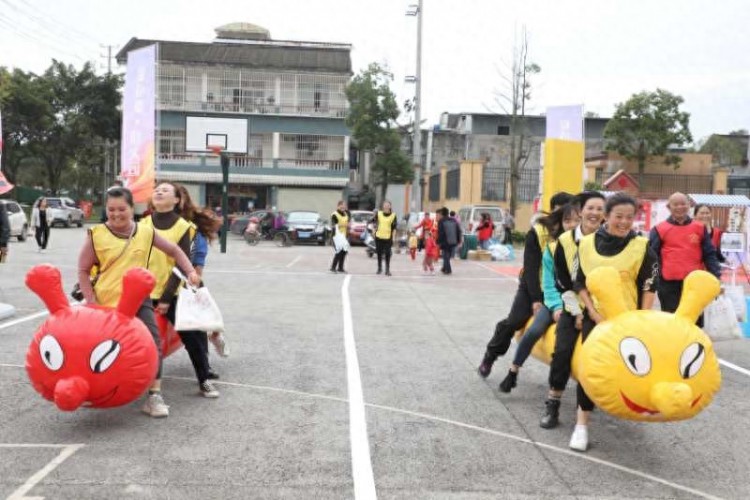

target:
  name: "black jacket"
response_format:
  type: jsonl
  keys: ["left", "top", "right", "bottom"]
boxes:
{"left": 0, "top": 205, "right": 10, "bottom": 247}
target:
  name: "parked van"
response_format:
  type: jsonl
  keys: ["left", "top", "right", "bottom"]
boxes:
{"left": 457, "top": 205, "right": 507, "bottom": 242}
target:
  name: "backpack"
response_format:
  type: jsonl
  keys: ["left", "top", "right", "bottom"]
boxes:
{"left": 444, "top": 219, "right": 459, "bottom": 246}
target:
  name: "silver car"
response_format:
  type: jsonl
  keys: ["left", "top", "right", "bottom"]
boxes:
{"left": 44, "top": 197, "right": 84, "bottom": 228}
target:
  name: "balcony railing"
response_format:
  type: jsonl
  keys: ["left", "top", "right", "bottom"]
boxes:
{"left": 158, "top": 153, "right": 346, "bottom": 172}
{"left": 157, "top": 99, "right": 348, "bottom": 119}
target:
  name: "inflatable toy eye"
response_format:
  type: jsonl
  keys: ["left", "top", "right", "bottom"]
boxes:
{"left": 619, "top": 337, "right": 651, "bottom": 376}
{"left": 89, "top": 340, "right": 121, "bottom": 373}
{"left": 679, "top": 343, "right": 705, "bottom": 379}
{"left": 39, "top": 335, "right": 64, "bottom": 371}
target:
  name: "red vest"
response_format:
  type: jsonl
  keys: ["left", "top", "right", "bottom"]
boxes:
{"left": 655, "top": 220, "right": 705, "bottom": 280}
{"left": 477, "top": 222, "right": 494, "bottom": 241}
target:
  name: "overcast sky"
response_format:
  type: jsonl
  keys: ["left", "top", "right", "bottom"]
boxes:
{"left": 1, "top": 0, "right": 748, "bottom": 141}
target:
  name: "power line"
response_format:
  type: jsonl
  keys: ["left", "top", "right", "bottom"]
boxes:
{"left": 1, "top": 0, "right": 98, "bottom": 48}
{"left": 99, "top": 44, "right": 118, "bottom": 74}
{"left": 0, "top": 14, "right": 87, "bottom": 63}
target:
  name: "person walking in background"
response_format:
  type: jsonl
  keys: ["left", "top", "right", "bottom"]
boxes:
{"left": 476, "top": 212, "right": 495, "bottom": 250}
{"left": 371, "top": 200, "right": 397, "bottom": 276}
{"left": 32, "top": 198, "right": 51, "bottom": 253}
{"left": 649, "top": 192, "right": 721, "bottom": 326}
{"left": 437, "top": 207, "right": 462, "bottom": 275}
{"left": 504, "top": 212, "right": 515, "bottom": 244}
{"left": 330, "top": 200, "right": 351, "bottom": 273}
{"left": 694, "top": 203, "right": 725, "bottom": 262}
{"left": 0, "top": 204, "right": 9, "bottom": 263}
{"left": 477, "top": 192, "right": 574, "bottom": 378}
{"left": 408, "top": 231, "right": 418, "bottom": 261}
{"left": 413, "top": 213, "right": 435, "bottom": 252}
{"left": 423, "top": 229, "right": 439, "bottom": 275}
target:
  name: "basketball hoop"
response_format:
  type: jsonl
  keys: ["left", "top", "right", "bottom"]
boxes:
{"left": 209, "top": 144, "right": 224, "bottom": 156}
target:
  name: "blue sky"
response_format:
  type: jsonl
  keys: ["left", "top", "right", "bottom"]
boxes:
{"left": 1, "top": 0, "right": 748, "bottom": 141}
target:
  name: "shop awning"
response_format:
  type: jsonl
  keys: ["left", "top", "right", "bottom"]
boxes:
{"left": 687, "top": 194, "right": 750, "bottom": 207}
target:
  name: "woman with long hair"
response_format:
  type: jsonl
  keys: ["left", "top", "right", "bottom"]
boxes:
{"left": 143, "top": 182, "right": 220, "bottom": 399}
{"left": 32, "top": 198, "right": 51, "bottom": 252}
{"left": 693, "top": 203, "right": 725, "bottom": 262}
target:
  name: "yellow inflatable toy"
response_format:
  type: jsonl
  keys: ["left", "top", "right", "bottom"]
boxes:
{"left": 514, "top": 266, "right": 722, "bottom": 422}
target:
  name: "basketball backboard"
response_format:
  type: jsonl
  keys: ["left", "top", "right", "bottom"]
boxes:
{"left": 185, "top": 116, "right": 248, "bottom": 153}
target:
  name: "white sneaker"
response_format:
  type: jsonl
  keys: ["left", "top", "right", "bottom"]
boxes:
{"left": 199, "top": 381, "right": 220, "bottom": 398}
{"left": 569, "top": 424, "right": 589, "bottom": 452}
{"left": 141, "top": 393, "right": 169, "bottom": 418}
{"left": 209, "top": 332, "right": 229, "bottom": 358}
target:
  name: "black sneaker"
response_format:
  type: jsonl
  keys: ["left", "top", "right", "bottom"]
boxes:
{"left": 540, "top": 398, "right": 561, "bottom": 429}
{"left": 377, "top": 268, "right": 383, "bottom": 275}
{"left": 498, "top": 370, "right": 518, "bottom": 393}
{"left": 330, "top": 268, "right": 338, "bottom": 273}
{"left": 477, "top": 353, "right": 494, "bottom": 378}
{"left": 385, "top": 269, "right": 392, "bottom": 276}
{"left": 207, "top": 371, "right": 220, "bottom": 380}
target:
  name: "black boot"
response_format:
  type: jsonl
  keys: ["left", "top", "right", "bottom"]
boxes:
{"left": 477, "top": 352, "right": 495, "bottom": 378}
{"left": 498, "top": 370, "right": 518, "bottom": 393}
{"left": 540, "top": 398, "right": 561, "bottom": 429}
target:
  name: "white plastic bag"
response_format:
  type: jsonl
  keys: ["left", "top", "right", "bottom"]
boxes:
{"left": 723, "top": 285, "right": 746, "bottom": 322}
{"left": 703, "top": 295, "right": 742, "bottom": 340}
{"left": 489, "top": 243, "right": 511, "bottom": 261}
{"left": 171, "top": 268, "right": 224, "bottom": 332}
{"left": 333, "top": 227, "right": 350, "bottom": 253}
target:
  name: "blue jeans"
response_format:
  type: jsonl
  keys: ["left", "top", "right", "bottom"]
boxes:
{"left": 512, "top": 305, "right": 553, "bottom": 367}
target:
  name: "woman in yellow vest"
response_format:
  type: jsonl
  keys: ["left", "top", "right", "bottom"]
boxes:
{"left": 143, "top": 181, "right": 220, "bottom": 400}
{"left": 371, "top": 200, "right": 398, "bottom": 276}
{"left": 478, "top": 192, "right": 574, "bottom": 378}
{"left": 77, "top": 187, "right": 200, "bottom": 418}
{"left": 330, "top": 200, "right": 351, "bottom": 273}
{"left": 568, "top": 192, "right": 658, "bottom": 452}
{"left": 540, "top": 191, "right": 605, "bottom": 429}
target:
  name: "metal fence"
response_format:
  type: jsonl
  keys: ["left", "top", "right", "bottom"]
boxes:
{"left": 639, "top": 174, "right": 712, "bottom": 198}
{"left": 482, "top": 166, "right": 539, "bottom": 202}
{"left": 446, "top": 169, "right": 460, "bottom": 199}
{"left": 429, "top": 174, "right": 440, "bottom": 202}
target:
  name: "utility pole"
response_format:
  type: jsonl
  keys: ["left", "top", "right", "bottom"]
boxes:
{"left": 407, "top": 1, "right": 423, "bottom": 211}
{"left": 100, "top": 44, "right": 116, "bottom": 74}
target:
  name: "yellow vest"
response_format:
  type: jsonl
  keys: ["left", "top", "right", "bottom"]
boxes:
{"left": 578, "top": 233, "right": 648, "bottom": 311}
{"left": 142, "top": 215, "right": 195, "bottom": 299}
{"left": 375, "top": 211, "right": 396, "bottom": 240}
{"left": 332, "top": 211, "right": 349, "bottom": 234}
{"left": 533, "top": 223, "right": 550, "bottom": 253}
{"left": 557, "top": 229, "right": 585, "bottom": 311}
{"left": 91, "top": 223, "right": 155, "bottom": 308}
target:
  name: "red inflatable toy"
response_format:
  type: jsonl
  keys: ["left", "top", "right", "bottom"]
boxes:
{"left": 25, "top": 265, "right": 159, "bottom": 411}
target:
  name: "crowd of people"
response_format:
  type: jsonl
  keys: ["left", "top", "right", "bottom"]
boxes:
{"left": 477, "top": 189, "right": 724, "bottom": 452}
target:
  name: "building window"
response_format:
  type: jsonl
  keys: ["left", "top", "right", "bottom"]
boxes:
{"left": 497, "top": 126, "right": 510, "bottom": 136}
{"left": 158, "top": 129, "right": 186, "bottom": 157}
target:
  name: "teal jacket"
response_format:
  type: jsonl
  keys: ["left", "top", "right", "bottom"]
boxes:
{"left": 542, "top": 246, "right": 562, "bottom": 312}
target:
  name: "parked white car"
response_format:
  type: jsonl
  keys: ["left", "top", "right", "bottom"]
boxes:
{"left": 0, "top": 200, "right": 29, "bottom": 241}
{"left": 44, "top": 197, "right": 84, "bottom": 227}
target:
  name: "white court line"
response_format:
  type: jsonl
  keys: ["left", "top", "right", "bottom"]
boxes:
{"left": 286, "top": 255, "right": 302, "bottom": 268}
{"left": 0, "top": 363, "right": 726, "bottom": 499}
{"left": 341, "top": 275, "right": 377, "bottom": 500}
{"left": 719, "top": 359, "right": 750, "bottom": 377}
{"left": 4, "top": 443, "right": 85, "bottom": 500}
{"left": 0, "top": 311, "right": 48, "bottom": 331}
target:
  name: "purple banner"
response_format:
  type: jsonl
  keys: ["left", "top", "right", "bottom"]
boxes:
{"left": 546, "top": 105, "right": 584, "bottom": 141}
{"left": 120, "top": 44, "right": 156, "bottom": 203}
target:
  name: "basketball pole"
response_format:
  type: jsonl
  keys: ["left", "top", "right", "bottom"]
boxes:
{"left": 220, "top": 152, "right": 229, "bottom": 253}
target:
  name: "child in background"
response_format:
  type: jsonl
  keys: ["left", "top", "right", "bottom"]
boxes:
{"left": 408, "top": 231, "right": 418, "bottom": 260}
{"left": 423, "top": 230, "right": 439, "bottom": 274}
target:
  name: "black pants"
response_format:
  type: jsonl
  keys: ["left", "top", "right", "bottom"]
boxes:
{"left": 485, "top": 283, "right": 534, "bottom": 360}
{"left": 548, "top": 311, "right": 578, "bottom": 391}
{"left": 576, "top": 313, "right": 597, "bottom": 412}
{"left": 35, "top": 225, "right": 49, "bottom": 249}
{"left": 136, "top": 299, "right": 162, "bottom": 379}
{"left": 331, "top": 250, "right": 347, "bottom": 271}
{"left": 659, "top": 279, "right": 703, "bottom": 327}
{"left": 162, "top": 298, "right": 211, "bottom": 384}
{"left": 441, "top": 244, "right": 456, "bottom": 273}
{"left": 375, "top": 238, "right": 392, "bottom": 271}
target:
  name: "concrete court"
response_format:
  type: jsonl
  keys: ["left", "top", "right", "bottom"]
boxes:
{"left": 0, "top": 227, "right": 749, "bottom": 500}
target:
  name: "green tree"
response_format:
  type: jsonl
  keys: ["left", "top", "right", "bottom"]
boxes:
{"left": 0, "top": 61, "right": 121, "bottom": 194}
{"left": 345, "top": 63, "right": 413, "bottom": 201}
{"left": 698, "top": 129, "right": 749, "bottom": 167}
{"left": 603, "top": 89, "right": 693, "bottom": 186}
